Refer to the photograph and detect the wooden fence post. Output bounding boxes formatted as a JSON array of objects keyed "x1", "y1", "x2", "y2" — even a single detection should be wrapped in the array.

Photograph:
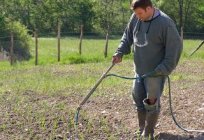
[
  {"x1": 57, "y1": 21, "x2": 61, "y2": 62},
  {"x1": 79, "y1": 25, "x2": 83, "y2": 55},
  {"x1": 34, "y1": 30, "x2": 38, "y2": 65},
  {"x1": 104, "y1": 32, "x2": 109, "y2": 58},
  {"x1": 104, "y1": 25, "x2": 110, "y2": 58},
  {"x1": 10, "y1": 32, "x2": 14, "y2": 65}
]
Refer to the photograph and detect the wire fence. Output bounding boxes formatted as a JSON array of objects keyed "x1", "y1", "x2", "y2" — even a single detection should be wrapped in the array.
[
  {"x1": 1, "y1": 31, "x2": 204, "y2": 39},
  {"x1": 184, "y1": 32, "x2": 204, "y2": 39},
  {"x1": 0, "y1": 31, "x2": 204, "y2": 66}
]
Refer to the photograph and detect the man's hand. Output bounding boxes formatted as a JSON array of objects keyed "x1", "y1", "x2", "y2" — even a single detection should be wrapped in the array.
[{"x1": 112, "y1": 55, "x2": 122, "y2": 64}]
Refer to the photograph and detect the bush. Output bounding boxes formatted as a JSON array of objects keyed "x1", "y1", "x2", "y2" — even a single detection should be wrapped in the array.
[{"x1": 0, "y1": 16, "x2": 31, "y2": 61}]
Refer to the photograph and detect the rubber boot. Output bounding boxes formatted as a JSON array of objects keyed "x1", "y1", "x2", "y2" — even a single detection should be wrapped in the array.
[
  {"x1": 141, "y1": 98, "x2": 160, "y2": 140},
  {"x1": 137, "y1": 111, "x2": 146, "y2": 135},
  {"x1": 142, "y1": 111, "x2": 159, "y2": 140},
  {"x1": 133, "y1": 111, "x2": 146, "y2": 139}
]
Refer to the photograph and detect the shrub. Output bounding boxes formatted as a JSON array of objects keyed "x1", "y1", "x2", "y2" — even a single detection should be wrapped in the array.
[{"x1": 0, "y1": 16, "x2": 31, "y2": 61}]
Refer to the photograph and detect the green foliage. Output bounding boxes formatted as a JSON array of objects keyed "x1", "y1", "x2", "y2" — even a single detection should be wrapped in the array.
[
  {"x1": 22, "y1": 0, "x2": 96, "y2": 33},
  {"x1": 0, "y1": 16, "x2": 31, "y2": 60},
  {"x1": 8, "y1": 21, "x2": 31, "y2": 60},
  {"x1": 1, "y1": 0, "x2": 204, "y2": 40},
  {"x1": 93, "y1": 0, "x2": 131, "y2": 34},
  {"x1": 71, "y1": 0, "x2": 95, "y2": 31},
  {"x1": 155, "y1": 0, "x2": 204, "y2": 33},
  {"x1": 67, "y1": 53, "x2": 104, "y2": 64}
]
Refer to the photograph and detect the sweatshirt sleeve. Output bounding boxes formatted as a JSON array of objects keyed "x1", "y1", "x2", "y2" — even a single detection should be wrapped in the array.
[
  {"x1": 114, "y1": 14, "x2": 135, "y2": 57},
  {"x1": 154, "y1": 23, "x2": 183, "y2": 75}
]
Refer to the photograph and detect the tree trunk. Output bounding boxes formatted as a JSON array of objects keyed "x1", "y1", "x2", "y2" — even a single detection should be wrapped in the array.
[
  {"x1": 121, "y1": 0, "x2": 126, "y2": 29},
  {"x1": 184, "y1": 0, "x2": 192, "y2": 31},
  {"x1": 178, "y1": 0, "x2": 184, "y2": 43}
]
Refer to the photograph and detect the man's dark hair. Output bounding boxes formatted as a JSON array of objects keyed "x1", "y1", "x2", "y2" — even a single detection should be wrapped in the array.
[{"x1": 131, "y1": 0, "x2": 153, "y2": 10}]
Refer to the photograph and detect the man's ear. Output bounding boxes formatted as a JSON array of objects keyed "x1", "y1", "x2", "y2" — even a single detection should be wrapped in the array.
[{"x1": 146, "y1": 6, "x2": 151, "y2": 12}]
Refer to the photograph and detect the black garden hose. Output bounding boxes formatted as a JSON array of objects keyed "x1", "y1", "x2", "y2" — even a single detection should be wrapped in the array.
[{"x1": 74, "y1": 64, "x2": 204, "y2": 139}]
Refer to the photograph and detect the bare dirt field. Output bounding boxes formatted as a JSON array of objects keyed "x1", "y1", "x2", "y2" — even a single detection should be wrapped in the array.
[
  {"x1": 72, "y1": 60, "x2": 204, "y2": 140},
  {"x1": 0, "y1": 60, "x2": 203, "y2": 140}
]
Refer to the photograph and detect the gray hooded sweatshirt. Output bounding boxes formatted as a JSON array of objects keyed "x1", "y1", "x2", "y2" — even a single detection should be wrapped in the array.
[{"x1": 115, "y1": 10, "x2": 182, "y2": 75}]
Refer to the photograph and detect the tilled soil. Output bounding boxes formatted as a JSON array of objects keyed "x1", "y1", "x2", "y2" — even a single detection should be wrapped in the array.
[
  {"x1": 77, "y1": 86, "x2": 204, "y2": 140},
  {"x1": 75, "y1": 60, "x2": 204, "y2": 140},
  {"x1": 0, "y1": 60, "x2": 203, "y2": 140}
]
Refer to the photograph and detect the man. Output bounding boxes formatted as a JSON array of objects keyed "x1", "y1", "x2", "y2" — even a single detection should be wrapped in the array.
[{"x1": 112, "y1": 0, "x2": 182, "y2": 139}]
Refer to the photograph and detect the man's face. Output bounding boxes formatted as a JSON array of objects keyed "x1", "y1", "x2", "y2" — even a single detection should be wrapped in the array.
[{"x1": 134, "y1": 7, "x2": 151, "y2": 21}]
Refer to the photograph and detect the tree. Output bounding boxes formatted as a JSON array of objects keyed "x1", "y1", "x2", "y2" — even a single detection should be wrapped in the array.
[
  {"x1": 156, "y1": 0, "x2": 204, "y2": 35},
  {"x1": 1, "y1": 0, "x2": 203, "y2": 38},
  {"x1": 93, "y1": 0, "x2": 130, "y2": 34},
  {"x1": 0, "y1": 15, "x2": 31, "y2": 61}
]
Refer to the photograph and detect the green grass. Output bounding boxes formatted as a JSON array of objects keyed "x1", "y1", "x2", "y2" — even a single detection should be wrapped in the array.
[
  {"x1": 0, "y1": 38, "x2": 203, "y2": 139},
  {"x1": 28, "y1": 37, "x2": 121, "y2": 65},
  {"x1": 1, "y1": 37, "x2": 203, "y2": 96},
  {"x1": 2, "y1": 37, "x2": 204, "y2": 67},
  {"x1": 182, "y1": 39, "x2": 204, "y2": 59}
]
